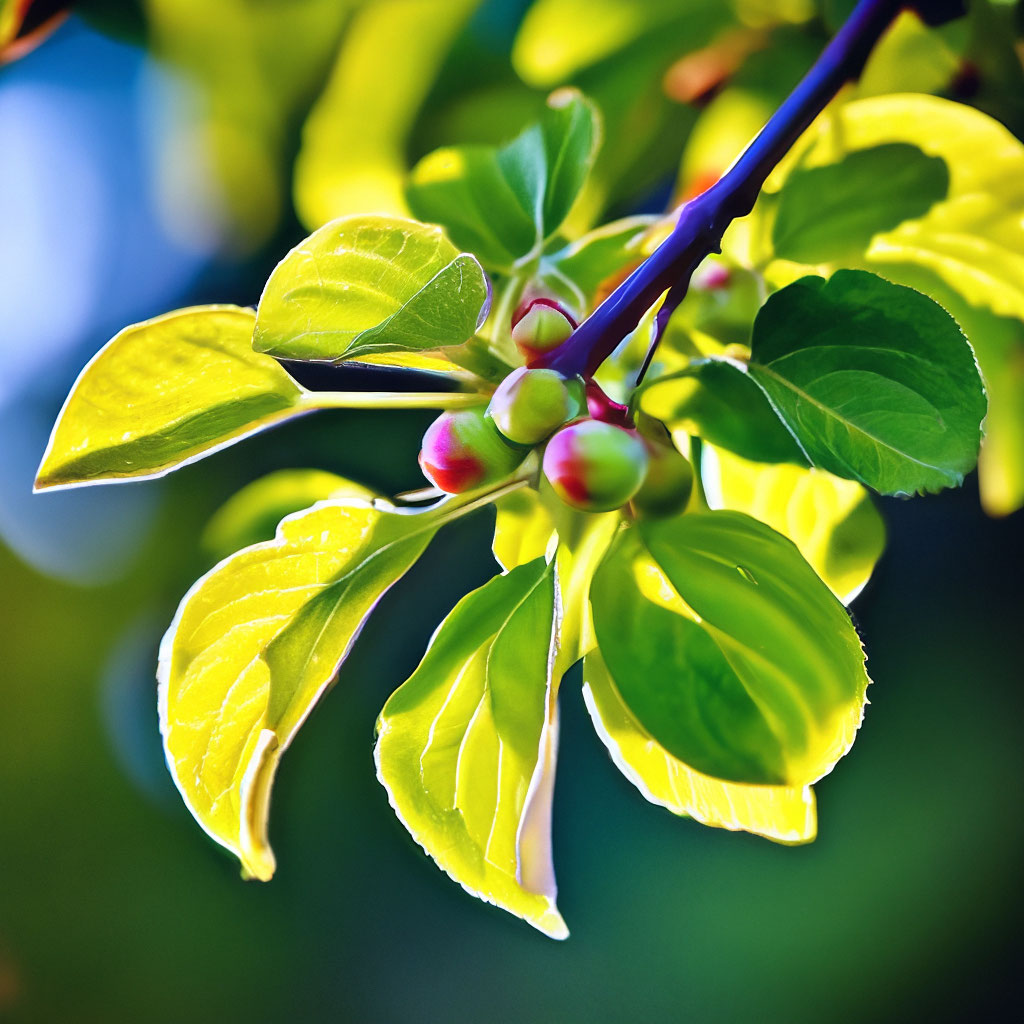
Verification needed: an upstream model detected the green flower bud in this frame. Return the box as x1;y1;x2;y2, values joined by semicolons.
631;440;694;518
418;407;524;494
688;258;762;347
487;368;585;446
543;419;649;512
510;299;576;364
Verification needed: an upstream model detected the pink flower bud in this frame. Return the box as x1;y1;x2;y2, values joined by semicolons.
419;407;524;493
542;419;649;512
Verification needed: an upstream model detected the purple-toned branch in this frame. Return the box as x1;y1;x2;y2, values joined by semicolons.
537;0;908;379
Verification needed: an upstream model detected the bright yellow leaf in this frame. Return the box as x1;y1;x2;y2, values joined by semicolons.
35;304;481;491
160;498;447;880
375;558;567;938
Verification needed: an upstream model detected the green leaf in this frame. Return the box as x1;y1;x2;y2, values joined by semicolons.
539;215;654;317
772;143;949;266
856;10;963;98
254;214;491;363
583;652;817;844
641;360;807;465
35;304;482;490
590;512;869;787
492;484;618;673
293;0;479;229
375;557;567;939
746;270;986;495
492;489;555;571
703;445;885;604
160;496;458;881
918;289;1024;518
35;307;303;490
405;90;600;273
201;470;375;561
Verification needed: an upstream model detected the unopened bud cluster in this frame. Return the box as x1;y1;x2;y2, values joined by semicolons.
418;299;693;516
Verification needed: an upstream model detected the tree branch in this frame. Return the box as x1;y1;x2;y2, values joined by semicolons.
537;0;909;379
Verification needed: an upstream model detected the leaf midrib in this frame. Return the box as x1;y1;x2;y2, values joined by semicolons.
749;361;957;479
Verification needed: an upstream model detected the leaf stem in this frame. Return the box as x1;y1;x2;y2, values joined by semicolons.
536;0;905;379
302;391;484;411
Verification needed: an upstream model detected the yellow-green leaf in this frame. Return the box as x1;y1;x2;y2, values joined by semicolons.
583;652;816;844
35;306;302;490
375;558;567;939
293;0;479;229
492;489;555;571
512;0;723;87
348;351;464;375
492;485;618;673
201;469;375;561
703;445;885;604
592;514;869;787
254;214;491;363
771;94;1024;322
160;497;448;880
933;295;1024;518
35;304;480;490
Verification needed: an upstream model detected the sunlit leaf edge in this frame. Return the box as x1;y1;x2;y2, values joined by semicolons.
373;557;569;939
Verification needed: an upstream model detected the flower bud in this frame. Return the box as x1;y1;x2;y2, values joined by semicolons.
510;299;576;364
543;419;649;512
419;407;524;494
631;441;694;518
487;368;584;446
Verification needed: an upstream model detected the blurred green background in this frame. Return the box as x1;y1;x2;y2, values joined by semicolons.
2;3;1022;1021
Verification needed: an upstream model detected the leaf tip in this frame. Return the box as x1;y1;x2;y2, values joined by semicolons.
539;913;570;941
238;728;281;882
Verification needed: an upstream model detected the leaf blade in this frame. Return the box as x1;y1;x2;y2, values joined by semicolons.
159;498;441;880
253;214;491;363
591;512;869;787
406;90;600;271
746;270;986;495
772;142;949;265
703;445;885;604
583;652;816;844
35;306;304;490
375;557;567;939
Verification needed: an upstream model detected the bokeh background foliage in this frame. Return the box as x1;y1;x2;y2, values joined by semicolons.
1;0;1022;1020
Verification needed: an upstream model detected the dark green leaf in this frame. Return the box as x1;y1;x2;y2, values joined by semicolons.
746;270;986;495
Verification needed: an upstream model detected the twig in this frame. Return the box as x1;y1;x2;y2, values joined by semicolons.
537;0;907;379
